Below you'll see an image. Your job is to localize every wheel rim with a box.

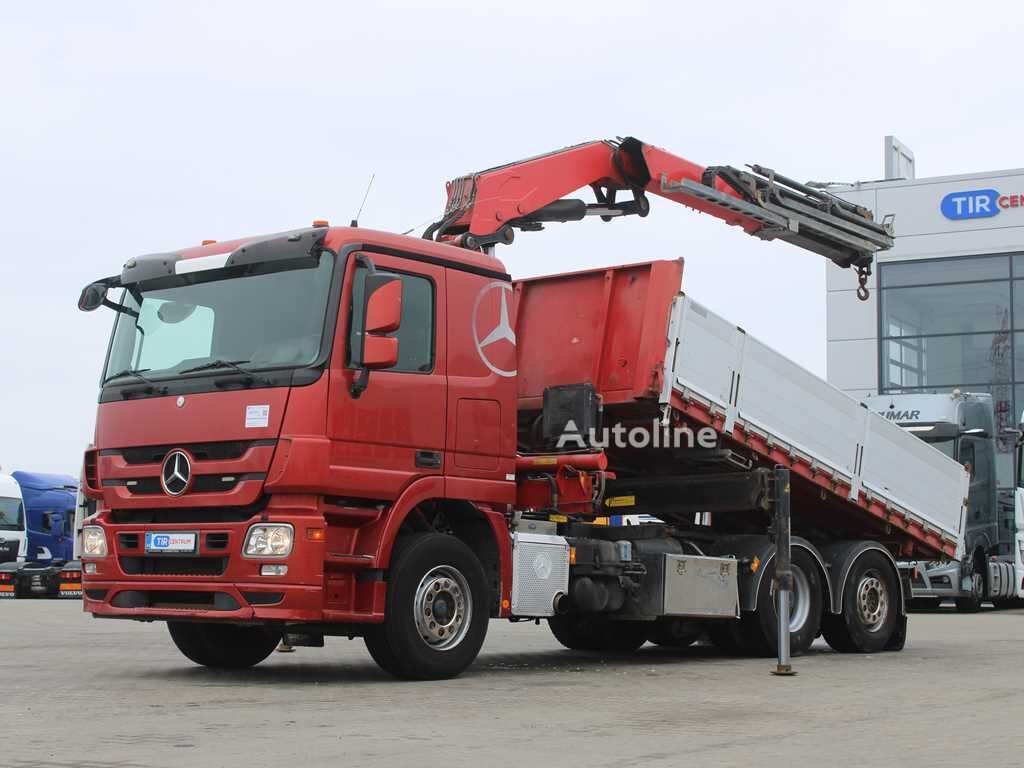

[772,565,812,632]
[970,572,984,598]
[855,570,889,632]
[413,565,472,651]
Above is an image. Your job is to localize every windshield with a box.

[924,438,957,461]
[103,253,335,383]
[0,498,23,531]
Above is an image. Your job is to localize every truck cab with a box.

[865,391,1024,609]
[0,471,27,596]
[8,472,81,598]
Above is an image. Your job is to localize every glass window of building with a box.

[878,253,1022,487]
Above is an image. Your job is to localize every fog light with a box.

[243,524,294,558]
[260,564,288,577]
[82,526,107,557]
[84,562,97,575]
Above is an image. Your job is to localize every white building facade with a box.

[826,144,1024,485]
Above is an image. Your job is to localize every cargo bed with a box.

[515,259,967,560]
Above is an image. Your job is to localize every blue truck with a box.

[0,472,82,598]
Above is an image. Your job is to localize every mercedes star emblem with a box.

[472,281,517,378]
[160,450,192,496]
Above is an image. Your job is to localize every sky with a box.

[1,0,1022,474]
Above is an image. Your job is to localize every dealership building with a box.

[826,138,1024,484]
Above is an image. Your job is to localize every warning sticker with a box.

[245,404,270,429]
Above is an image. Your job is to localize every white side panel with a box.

[669,295,966,549]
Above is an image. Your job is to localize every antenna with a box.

[351,173,375,227]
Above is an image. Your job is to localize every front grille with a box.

[109,499,266,525]
[107,473,265,496]
[205,532,229,550]
[105,440,275,465]
[118,533,140,549]
[120,556,227,576]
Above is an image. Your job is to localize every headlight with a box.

[82,526,108,557]
[243,524,294,558]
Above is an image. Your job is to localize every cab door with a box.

[327,250,447,500]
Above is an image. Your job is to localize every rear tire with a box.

[167,622,281,669]
[822,551,899,653]
[365,533,489,680]
[743,548,823,657]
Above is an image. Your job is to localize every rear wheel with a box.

[741,548,823,657]
[167,622,281,669]
[364,533,489,680]
[822,551,899,653]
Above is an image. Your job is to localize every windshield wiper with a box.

[179,359,252,376]
[105,367,156,385]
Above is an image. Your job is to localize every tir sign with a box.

[941,189,1000,220]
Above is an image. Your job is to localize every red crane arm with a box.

[427,137,893,298]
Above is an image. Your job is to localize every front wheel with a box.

[364,533,489,680]
[954,570,985,613]
[167,622,281,668]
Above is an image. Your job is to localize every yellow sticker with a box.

[605,495,636,508]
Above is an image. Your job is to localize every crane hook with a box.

[856,265,871,301]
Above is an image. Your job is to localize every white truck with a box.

[865,391,1024,610]
[0,470,27,596]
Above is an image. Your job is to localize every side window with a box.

[349,265,435,373]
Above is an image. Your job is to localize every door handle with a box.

[415,450,442,469]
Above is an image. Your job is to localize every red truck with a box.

[76,137,967,679]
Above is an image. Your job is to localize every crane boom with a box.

[427,137,893,299]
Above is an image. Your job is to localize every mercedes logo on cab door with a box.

[472,281,517,378]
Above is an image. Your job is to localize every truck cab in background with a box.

[3,472,83,598]
[865,392,1024,610]
[0,471,27,596]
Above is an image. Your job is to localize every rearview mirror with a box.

[78,282,109,312]
[363,335,399,369]
[157,302,198,324]
[365,275,403,334]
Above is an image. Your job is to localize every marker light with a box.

[243,524,294,558]
[82,526,108,557]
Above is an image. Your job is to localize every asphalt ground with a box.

[2,600,1022,768]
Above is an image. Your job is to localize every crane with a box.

[425,137,893,300]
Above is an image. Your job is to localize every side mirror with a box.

[365,276,403,334]
[363,335,399,369]
[78,282,109,312]
[351,267,403,397]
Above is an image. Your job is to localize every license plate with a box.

[145,532,197,553]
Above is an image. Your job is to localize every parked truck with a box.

[866,391,1024,611]
[0,472,83,598]
[0,470,26,596]
[75,137,969,679]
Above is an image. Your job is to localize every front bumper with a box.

[81,496,385,624]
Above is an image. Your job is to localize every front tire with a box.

[167,622,281,669]
[954,569,985,613]
[364,533,489,680]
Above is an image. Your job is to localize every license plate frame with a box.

[144,531,198,554]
